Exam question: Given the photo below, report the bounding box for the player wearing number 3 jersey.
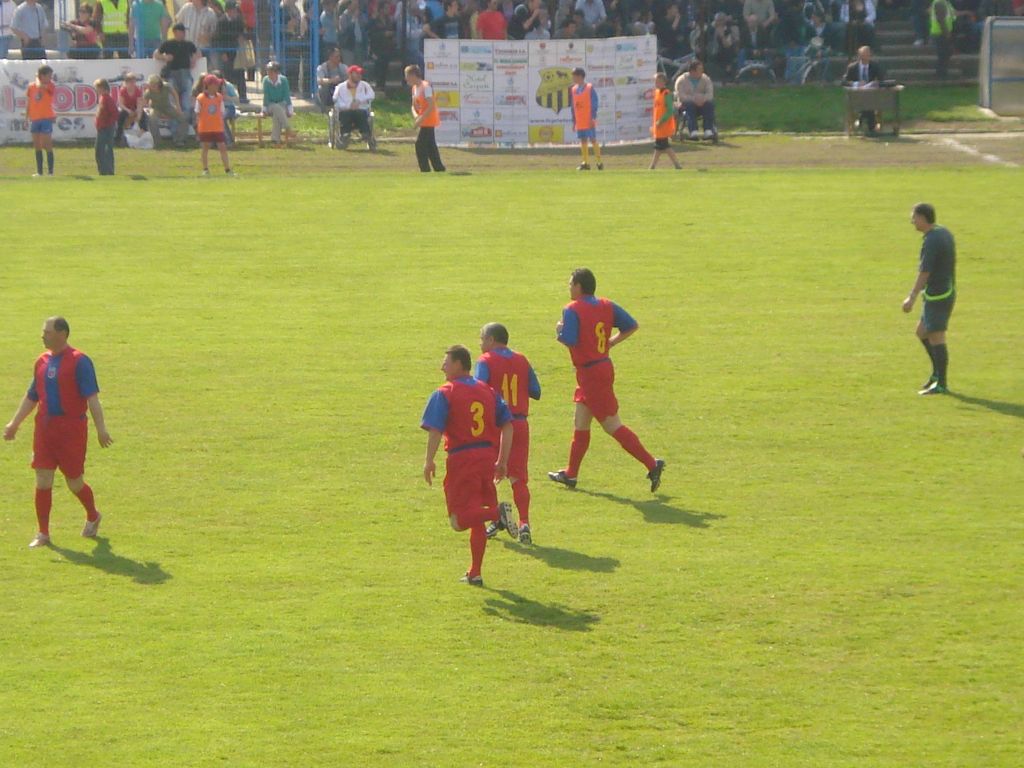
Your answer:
[550,268,665,493]
[422,345,517,586]
[475,323,541,544]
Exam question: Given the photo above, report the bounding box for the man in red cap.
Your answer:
[332,63,377,150]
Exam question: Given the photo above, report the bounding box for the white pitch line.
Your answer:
[932,136,1019,168]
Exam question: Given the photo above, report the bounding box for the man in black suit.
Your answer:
[843,45,884,133]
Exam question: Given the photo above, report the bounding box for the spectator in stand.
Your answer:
[130,0,171,58]
[710,11,742,76]
[526,1,552,38]
[317,45,347,110]
[776,0,808,44]
[950,0,979,51]
[842,44,882,132]
[143,73,188,146]
[839,0,875,53]
[975,0,1013,44]
[94,79,117,175]
[332,64,377,150]
[911,0,929,45]
[740,8,771,61]
[507,3,529,38]
[396,0,426,69]
[576,0,606,32]
[655,2,689,56]
[115,71,148,146]
[368,3,397,90]
[0,0,17,60]
[11,0,48,59]
[261,60,294,144]
[808,9,839,48]
[157,23,200,116]
[428,0,463,38]
[238,0,256,89]
[674,58,715,139]
[557,14,578,35]
[66,4,102,59]
[930,0,955,76]
[213,0,247,103]
[94,0,132,58]
[176,0,217,57]
[320,0,339,50]
[339,0,369,66]
[478,0,507,37]
[461,0,481,38]
[743,0,778,44]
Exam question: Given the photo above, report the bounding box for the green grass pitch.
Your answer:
[1,160,1022,767]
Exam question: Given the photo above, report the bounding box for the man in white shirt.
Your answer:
[332,64,376,150]
[176,0,217,53]
[0,0,18,58]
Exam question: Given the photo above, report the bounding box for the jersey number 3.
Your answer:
[469,401,485,437]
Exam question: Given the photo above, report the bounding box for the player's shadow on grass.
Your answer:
[481,589,600,632]
[499,540,619,573]
[574,488,724,527]
[52,537,171,585]
[949,392,1024,420]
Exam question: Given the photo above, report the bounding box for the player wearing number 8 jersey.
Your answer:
[475,323,541,544]
[422,345,517,586]
[549,268,665,493]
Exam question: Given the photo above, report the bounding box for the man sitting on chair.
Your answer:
[843,45,883,133]
[332,64,377,150]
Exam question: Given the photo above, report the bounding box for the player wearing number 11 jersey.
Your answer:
[422,345,517,586]
[475,323,541,544]
[550,268,665,493]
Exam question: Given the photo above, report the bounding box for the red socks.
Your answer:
[511,480,530,525]
[467,525,487,578]
[35,488,52,535]
[73,483,100,522]
[612,426,657,471]
[567,429,591,478]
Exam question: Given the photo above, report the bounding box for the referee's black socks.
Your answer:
[931,344,949,387]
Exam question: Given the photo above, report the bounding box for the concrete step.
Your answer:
[876,30,918,44]
[876,53,978,68]
[886,67,973,82]
[882,43,935,56]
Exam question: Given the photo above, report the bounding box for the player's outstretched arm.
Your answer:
[423,429,443,485]
[87,394,113,447]
[4,396,37,441]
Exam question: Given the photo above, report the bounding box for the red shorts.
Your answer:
[32,416,87,478]
[507,418,530,482]
[444,447,498,522]
[199,131,226,144]
[574,360,618,421]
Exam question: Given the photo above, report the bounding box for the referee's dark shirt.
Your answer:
[920,225,956,299]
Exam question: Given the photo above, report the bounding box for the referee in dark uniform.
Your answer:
[902,203,956,395]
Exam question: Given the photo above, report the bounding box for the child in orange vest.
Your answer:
[569,67,602,171]
[194,74,234,176]
[650,72,682,170]
[25,65,56,177]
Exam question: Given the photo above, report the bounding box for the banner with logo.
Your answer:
[0,58,206,144]
[425,35,656,147]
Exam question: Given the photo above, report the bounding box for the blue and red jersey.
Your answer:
[27,347,99,420]
[558,295,637,368]
[421,375,512,453]
[474,347,541,419]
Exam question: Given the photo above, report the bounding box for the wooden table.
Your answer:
[844,85,904,137]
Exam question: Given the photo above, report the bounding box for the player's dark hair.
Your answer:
[913,203,936,224]
[49,316,70,336]
[571,268,596,295]
[481,323,509,345]
[446,345,472,371]
[405,64,423,78]
[572,67,585,78]
[38,65,53,77]
[689,59,703,73]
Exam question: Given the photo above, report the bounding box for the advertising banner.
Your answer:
[425,35,657,147]
[0,58,206,144]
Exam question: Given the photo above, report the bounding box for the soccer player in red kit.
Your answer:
[474,323,541,544]
[422,344,518,586]
[549,268,665,492]
[4,317,114,548]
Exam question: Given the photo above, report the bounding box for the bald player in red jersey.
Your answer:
[549,268,665,493]
[4,316,114,548]
[474,322,541,544]
[422,344,518,586]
